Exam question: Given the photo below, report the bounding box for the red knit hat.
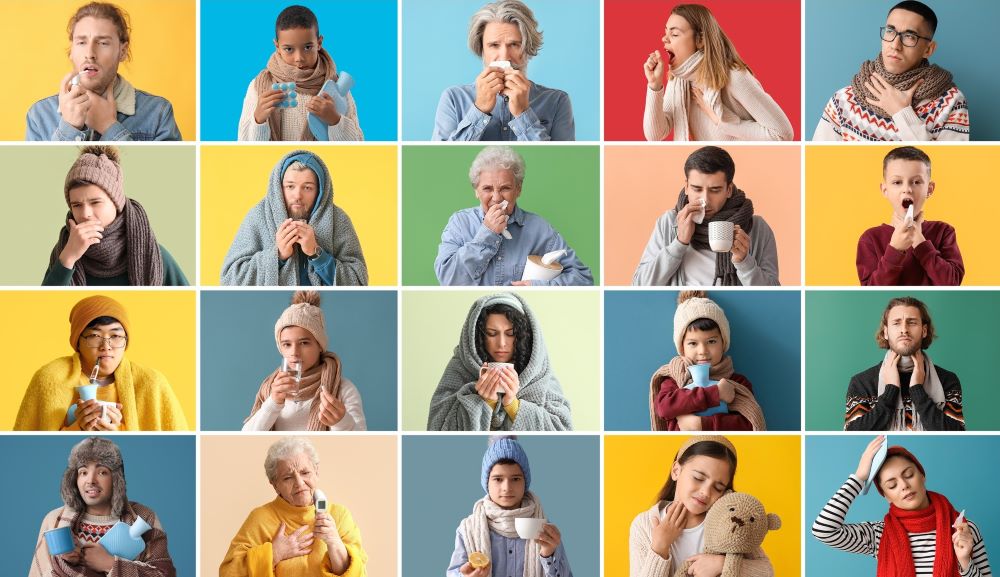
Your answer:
[874,446,925,496]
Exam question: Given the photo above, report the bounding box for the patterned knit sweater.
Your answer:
[844,363,964,431]
[813,85,969,141]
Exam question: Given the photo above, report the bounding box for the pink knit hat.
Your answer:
[274,291,328,351]
[64,146,125,211]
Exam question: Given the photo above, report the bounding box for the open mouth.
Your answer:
[666,50,676,64]
[80,64,99,77]
[902,199,913,209]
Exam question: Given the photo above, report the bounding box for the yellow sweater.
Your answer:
[220,496,367,577]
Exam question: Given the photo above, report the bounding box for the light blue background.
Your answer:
[199,0,398,141]
[604,290,801,431]
[806,0,1000,140]
[2,436,195,576]
[806,435,1000,576]
[401,0,599,141]
[200,290,398,430]
[402,435,600,576]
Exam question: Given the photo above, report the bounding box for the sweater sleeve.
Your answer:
[633,212,685,286]
[892,90,970,141]
[845,373,900,431]
[857,228,903,286]
[715,70,793,141]
[961,521,992,577]
[242,397,282,431]
[158,244,189,286]
[327,92,364,142]
[811,475,882,558]
[733,216,780,286]
[334,378,367,431]
[41,262,74,286]
[629,508,673,577]
[330,505,367,577]
[643,86,673,141]
[812,95,843,141]
[654,377,718,419]
[238,80,271,141]
[909,370,965,431]
[912,225,965,286]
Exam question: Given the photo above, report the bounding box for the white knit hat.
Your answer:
[274,291,328,351]
[673,291,731,354]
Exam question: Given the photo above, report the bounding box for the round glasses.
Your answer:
[80,335,127,349]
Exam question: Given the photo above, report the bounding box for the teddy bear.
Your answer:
[673,492,781,577]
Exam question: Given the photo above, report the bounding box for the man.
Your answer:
[29,437,176,577]
[632,146,779,286]
[26,2,181,141]
[434,145,593,286]
[845,296,964,431]
[221,150,368,286]
[813,1,968,141]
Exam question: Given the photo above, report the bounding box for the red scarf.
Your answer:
[878,491,959,577]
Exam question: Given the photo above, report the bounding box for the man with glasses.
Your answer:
[813,1,968,141]
[13,295,189,431]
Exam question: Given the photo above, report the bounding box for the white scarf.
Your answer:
[663,50,721,141]
[460,492,545,577]
[876,350,946,431]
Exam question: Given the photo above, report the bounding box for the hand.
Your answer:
[483,202,509,235]
[880,350,901,388]
[495,366,520,406]
[294,221,319,257]
[56,549,82,565]
[510,280,532,286]
[644,50,664,91]
[502,69,530,117]
[865,73,923,116]
[716,378,736,403]
[474,67,505,114]
[536,523,562,558]
[691,86,721,125]
[313,510,342,546]
[58,71,91,130]
[94,403,124,431]
[650,500,688,559]
[318,388,347,427]
[276,219,298,261]
[854,435,886,482]
[459,561,491,577]
[254,88,285,124]
[85,81,118,135]
[685,553,725,577]
[677,413,703,431]
[675,203,699,246]
[910,211,926,248]
[270,372,299,404]
[910,350,926,388]
[888,211,923,251]
[79,542,114,573]
[475,363,502,403]
[306,91,342,126]
[953,520,974,570]
[730,225,750,264]
[271,522,313,567]
[59,218,105,269]
[76,400,106,431]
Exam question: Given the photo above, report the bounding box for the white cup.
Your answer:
[514,517,546,539]
[480,362,514,376]
[708,221,734,252]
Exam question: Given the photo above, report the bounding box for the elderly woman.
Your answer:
[434,145,593,286]
[433,0,575,141]
[427,292,573,431]
[243,291,367,431]
[220,437,368,577]
[14,295,188,431]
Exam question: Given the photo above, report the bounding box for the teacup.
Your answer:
[514,517,547,540]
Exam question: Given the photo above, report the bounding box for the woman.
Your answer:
[43,145,189,286]
[642,4,792,141]
[812,436,991,576]
[14,295,188,431]
[220,437,367,576]
[243,291,366,431]
[427,292,572,431]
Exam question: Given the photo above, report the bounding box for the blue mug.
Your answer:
[43,526,74,556]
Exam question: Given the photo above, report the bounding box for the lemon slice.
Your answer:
[469,551,490,569]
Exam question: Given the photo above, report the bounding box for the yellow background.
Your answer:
[604,435,800,577]
[806,145,999,285]
[0,290,196,429]
[201,145,398,285]
[0,0,195,140]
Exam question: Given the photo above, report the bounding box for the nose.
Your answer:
[499,333,510,348]
[662,34,668,44]
[98,338,112,351]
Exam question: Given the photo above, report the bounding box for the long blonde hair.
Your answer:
[670,4,750,92]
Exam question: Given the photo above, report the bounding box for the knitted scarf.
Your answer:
[427,293,573,431]
[246,351,344,431]
[49,198,163,286]
[648,355,767,431]
[253,49,337,141]
[663,50,719,141]
[851,53,955,119]
[878,491,960,577]
[673,187,755,286]
[876,350,945,431]
[460,492,545,577]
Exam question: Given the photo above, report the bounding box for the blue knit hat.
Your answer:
[481,435,531,493]
[280,152,327,218]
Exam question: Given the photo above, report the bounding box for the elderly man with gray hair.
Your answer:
[435,146,592,286]
[433,0,575,141]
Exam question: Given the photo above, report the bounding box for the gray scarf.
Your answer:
[673,186,754,286]
[876,351,946,431]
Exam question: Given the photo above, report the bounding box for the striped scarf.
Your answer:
[673,186,754,286]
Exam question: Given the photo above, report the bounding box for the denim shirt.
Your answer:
[435,205,593,286]
[26,90,182,141]
[447,527,572,577]
[433,82,575,141]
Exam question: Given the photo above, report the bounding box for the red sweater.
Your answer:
[654,373,755,431]
[856,221,964,286]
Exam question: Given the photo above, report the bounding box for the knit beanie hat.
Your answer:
[874,446,926,497]
[69,295,131,351]
[674,435,738,464]
[64,146,126,211]
[275,291,328,351]
[673,291,731,354]
[61,437,128,518]
[481,435,531,493]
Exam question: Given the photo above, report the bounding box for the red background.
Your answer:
[604,0,801,141]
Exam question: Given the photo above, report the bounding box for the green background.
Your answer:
[401,289,600,430]
[0,146,196,285]
[806,290,1000,430]
[401,145,601,285]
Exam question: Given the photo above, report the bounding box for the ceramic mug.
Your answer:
[44,526,74,556]
[708,221,734,252]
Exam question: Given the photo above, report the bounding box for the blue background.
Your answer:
[3,436,195,576]
[200,290,398,430]
[806,0,1000,140]
[402,435,600,576]
[199,0,398,141]
[401,0,599,141]
[806,435,1000,576]
[604,290,801,431]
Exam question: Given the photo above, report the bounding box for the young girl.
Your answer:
[649,291,766,431]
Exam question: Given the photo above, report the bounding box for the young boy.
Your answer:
[856,146,964,285]
[238,5,363,141]
[649,291,767,431]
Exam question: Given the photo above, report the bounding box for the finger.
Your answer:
[60,71,77,94]
[292,523,309,535]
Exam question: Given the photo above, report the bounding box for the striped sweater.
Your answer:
[813,475,991,576]
[813,85,969,141]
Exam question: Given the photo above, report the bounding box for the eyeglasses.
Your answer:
[880,27,932,48]
[80,335,127,349]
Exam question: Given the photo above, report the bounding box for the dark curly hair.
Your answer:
[475,304,532,373]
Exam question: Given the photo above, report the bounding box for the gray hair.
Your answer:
[264,437,320,485]
[469,146,526,188]
[468,0,543,59]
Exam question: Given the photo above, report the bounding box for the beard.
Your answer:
[889,338,921,357]
[287,205,310,221]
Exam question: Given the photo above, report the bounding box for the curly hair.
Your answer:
[875,296,935,350]
[475,303,532,373]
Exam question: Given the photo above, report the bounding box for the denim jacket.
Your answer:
[26,82,181,141]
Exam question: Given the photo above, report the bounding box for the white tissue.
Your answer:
[490,60,512,69]
[693,198,707,224]
[499,200,512,239]
[954,509,966,528]
[541,249,566,265]
[904,204,914,229]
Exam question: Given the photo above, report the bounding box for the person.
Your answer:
[447,436,572,577]
[238,5,364,141]
[435,145,593,286]
[633,146,779,286]
[642,4,792,141]
[243,291,366,431]
[43,145,189,286]
[629,435,774,577]
[433,0,575,141]
[813,1,969,141]
[28,437,176,577]
[427,293,573,431]
[219,437,368,577]
[26,2,181,141]
[845,296,964,431]
[14,295,188,431]
[857,146,963,286]
[221,150,368,286]
[649,291,766,431]
[812,436,991,576]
